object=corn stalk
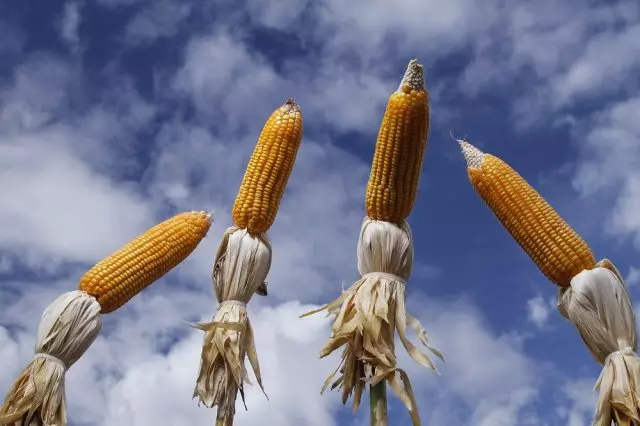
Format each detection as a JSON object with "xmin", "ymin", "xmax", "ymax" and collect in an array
[{"xmin": 370, "ymin": 381, "xmax": 388, "ymax": 426}]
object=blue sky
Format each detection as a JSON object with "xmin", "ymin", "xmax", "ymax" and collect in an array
[{"xmin": 0, "ymin": 0, "xmax": 639, "ymax": 425}]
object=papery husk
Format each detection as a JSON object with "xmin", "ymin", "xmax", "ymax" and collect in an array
[
  {"xmin": 0, "ymin": 291, "xmax": 102, "ymax": 426},
  {"xmin": 302, "ymin": 218, "xmax": 443, "ymax": 425},
  {"xmin": 558, "ymin": 259, "xmax": 640, "ymax": 426},
  {"xmin": 192, "ymin": 227, "xmax": 270, "ymax": 422}
]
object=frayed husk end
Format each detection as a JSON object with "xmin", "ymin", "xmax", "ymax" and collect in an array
[
  {"xmin": 192, "ymin": 306, "xmax": 263, "ymax": 419},
  {"xmin": 0, "ymin": 291, "xmax": 102, "ymax": 426},
  {"xmin": 593, "ymin": 350, "xmax": 640, "ymax": 426},
  {"xmin": 302, "ymin": 219, "xmax": 443, "ymax": 426},
  {"xmin": 0, "ymin": 357, "xmax": 67, "ymax": 425},
  {"xmin": 559, "ymin": 261, "xmax": 640, "ymax": 426},
  {"xmin": 192, "ymin": 227, "xmax": 271, "ymax": 418}
]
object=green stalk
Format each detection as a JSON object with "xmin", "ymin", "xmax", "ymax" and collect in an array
[{"xmin": 370, "ymin": 381, "xmax": 388, "ymax": 426}]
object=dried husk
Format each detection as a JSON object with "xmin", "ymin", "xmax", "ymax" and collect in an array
[
  {"xmin": 192, "ymin": 227, "xmax": 270, "ymax": 421},
  {"xmin": 0, "ymin": 291, "xmax": 102, "ymax": 426},
  {"xmin": 302, "ymin": 218, "xmax": 443, "ymax": 425},
  {"xmin": 558, "ymin": 259, "xmax": 640, "ymax": 426}
]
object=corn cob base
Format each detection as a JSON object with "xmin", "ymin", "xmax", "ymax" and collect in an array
[
  {"xmin": 558, "ymin": 259, "xmax": 640, "ymax": 426},
  {"xmin": 0, "ymin": 291, "xmax": 102, "ymax": 426},
  {"xmin": 192, "ymin": 227, "xmax": 270, "ymax": 422},
  {"xmin": 302, "ymin": 218, "xmax": 443, "ymax": 426}
]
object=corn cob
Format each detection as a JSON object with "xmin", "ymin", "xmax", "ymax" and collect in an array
[
  {"xmin": 365, "ymin": 59, "xmax": 430, "ymax": 223},
  {"xmin": 79, "ymin": 210, "xmax": 212, "ymax": 313},
  {"xmin": 459, "ymin": 140, "xmax": 595, "ymax": 286},
  {"xmin": 232, "ymin": 99, "xmax": 303, "ymax": 234}
]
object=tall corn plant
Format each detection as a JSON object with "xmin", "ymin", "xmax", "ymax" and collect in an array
[
  {"xmin": 0, "ymin": 211, "xmax": 212, "ymax": 426},
  {"xmin": 458, "ymin": 140, "xmax": 640, "ymax": 426},
  {"xmin": 303, "ymin": 60, "xmax": 443, "ymax": 426},
  {"xmin": 192, "ymin": 99, "xmax": 303, "ymax": 425}
]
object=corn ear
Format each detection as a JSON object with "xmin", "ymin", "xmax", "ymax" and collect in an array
[
  {"xmin": 232, "ymin": 99, "xmax": 303, "ymax": 234},
  {"xmin": 365, "ymin": 59, "xmax": 430, "ymax": 223},
  {"xmin": 79, "ymin": 210, "xmax": 212, "ymax": 313},
  {"xmin": 459, "ymin": 140, "xmax": 595, "ymax": 286}
]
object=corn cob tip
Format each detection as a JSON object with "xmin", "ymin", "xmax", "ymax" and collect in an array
[
  {"xmin": 282, "ymin": 98, "xmax": 300, "ymax": 113},
  {"xmin": 399, "ymin": 59, "xmax": 424, "ymax": 91},
  {"xmin": 458, "ymin": 139, "xmax": 484, "ymax": 169},
  {"xmin": 200, "ymin": 209, "xmax": 214, "ymax": 220},
  {"xmin": 189, "ymin": 210, "xmax": 214, "ymax": 225}
]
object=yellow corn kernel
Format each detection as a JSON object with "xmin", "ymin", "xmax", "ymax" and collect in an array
[
  {"xmin": 365, "ymin": 59, "xmax": 430, "ymax": 223},
  {"xmin": 78, "ymin": 211, "xmax": 212, "ymax": 313},
  {"xmin": 459, "ymin": 140, "xmax": 595, "ymax": 286},
  {"xmin": 232, "ymin": 99, "xmax": 303, "ymax": 234}
]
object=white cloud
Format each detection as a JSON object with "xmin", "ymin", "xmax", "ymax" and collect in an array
[
  {"xmin": 297, "ymin": 63, "xmax": 391, "ymax": 135},
  {"xmin": 627, "ymin": 267, "xmax": 640, "ymax": 286},
  {"xmin": 315, "ymin": 0, "xmax": 497, "ymax": 64},
  {"xmin": 60, "ymin": 1, "xmax": 82, "ymax": 53},
  {"xmin": 124, "ymin": 0, "xmax": 192, "ymax": 45},
  {"xmin": 244, "ymin": 0, "xmax": 495, "ymax": 57},
  {"xmin": 172, "ymin": 31, "xmax": 289, "ymax": 133},
  {"xmin": 245, "ymin": 0, "xmax": 313, "ymax": 30},
  {"xmin": 0, "ymin": 54, "xmax": 160, "ymax": 270},
  {"xmin": 391, "ymin": 297, "xmax": 544, "ymax": 425},
  {"xmin": 556, "ymin": 378, "xmax": 596, "ymax": 426},
  {"xmin": 572, "ymin": 96, "xmax": 640, "ymax": 244},
  {"xmin": 0, "ymin": 327, "xmax": 34, "ymax": 395},
  {"xmin": 0, "ymin": 135, "xmax": 153, "ymax": 267},
  {"xmin": 526, "ymin": 295, "xmax": 557, "ymax": 329},
  {"xmin": 459, "ymin": 0, "xmax": 640, "ymax": 127},
  {"xmin": 172, "ymin": 29, "xmax": 397, "ymax": 137},
  {"xmin": 0, "ymin": 54, "xmax": 77, "ymax": 132},
  {"xmin": 93, "ymin": 302, "xmax": 341, "ymax": 426},
  {"xmin": 551, "ymin": 24, "xmax": 640, "ymax": 106}
]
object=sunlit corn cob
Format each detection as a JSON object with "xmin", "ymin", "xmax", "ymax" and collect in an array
[
  {"xmin": 79, "ymin": 210, "xmax": 212, "ymax": 313},
  {"xmin": 232, "ymin": 99, "xmax": 303, "ymax": 234},
  {"xmin": 365, "ymin": 59, "xmax": 430, "ymax": 223},
  {"xmin": 459, "ymin": 140, "xmax": 595, "ymax": 286}
]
